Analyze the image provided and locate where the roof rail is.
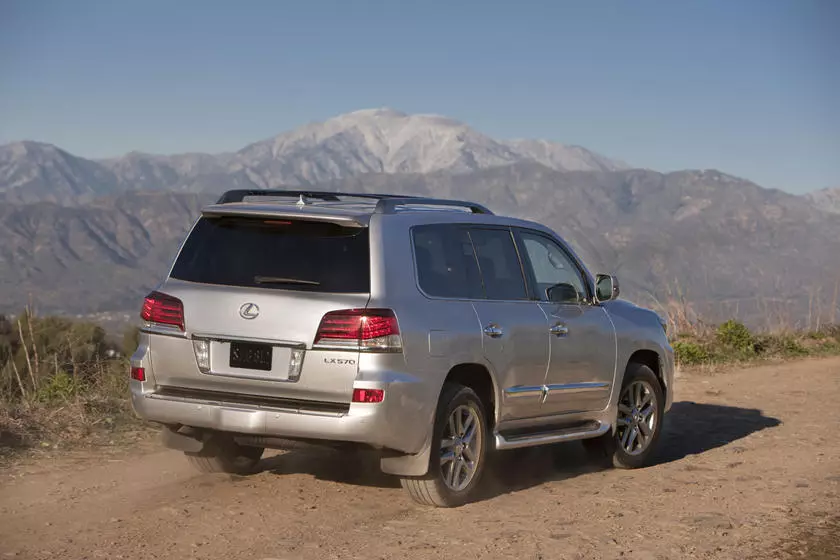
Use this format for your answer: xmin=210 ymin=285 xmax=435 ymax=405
xmin=218 ymin=190 xmax=338 ymax=204
xmin=215 ymin=189 xmax=492 ymax=215
xmin=373 ymin=197 xmax=493 ymax=215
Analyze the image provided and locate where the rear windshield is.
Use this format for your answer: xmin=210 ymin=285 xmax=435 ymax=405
xmin=170 ymin=217 xmax=370 ymax=293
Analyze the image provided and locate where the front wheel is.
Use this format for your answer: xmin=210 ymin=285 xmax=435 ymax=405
xmin=583 ymin=363 xmax=665 ymax=469
xmin=400 ymin=384 xmax=488 ymax=507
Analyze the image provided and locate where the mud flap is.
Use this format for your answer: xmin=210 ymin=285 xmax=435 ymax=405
xmin=161 ymin=426 xmax=206 ymax=453
xmin=380 ymin=438 xmax=432 ymax=476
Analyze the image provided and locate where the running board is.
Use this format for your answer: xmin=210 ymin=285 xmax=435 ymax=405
xmin=494 ymin=421 xmax=610 ymax=450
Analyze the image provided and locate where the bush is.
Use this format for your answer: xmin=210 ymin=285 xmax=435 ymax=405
xmin=716 ymin=320 xmax=756 ymax=354
xmin=673 ymin=340 xmax=709 ymax=365
xmin=755 ymin=334 xmax=808 ymax=358
xmin=36 ymin=372 xmax=82 ymax=404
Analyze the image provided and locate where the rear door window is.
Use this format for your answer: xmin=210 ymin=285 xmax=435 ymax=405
xmin=412 ymin=224 xmax=484 ymax=299
xmin=170 ymin=217 xmax=370 ymax=293
xmin=468 ymin=228 xmax=529 ymax=301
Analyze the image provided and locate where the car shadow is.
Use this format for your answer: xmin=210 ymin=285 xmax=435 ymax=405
xmin=259 ymin=446 xmax=402 ymax=488
xmin=255 ymin=401 xmax=781 ymax=500
xmin=654 ymin=401 xmax=781 ymax=464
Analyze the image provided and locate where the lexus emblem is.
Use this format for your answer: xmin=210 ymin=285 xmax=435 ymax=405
xmin=239 ymin=303 xmax=260 ymax=319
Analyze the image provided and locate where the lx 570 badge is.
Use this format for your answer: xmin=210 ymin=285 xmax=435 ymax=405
xmin=323 ymin=358 xmax=356 ymax=365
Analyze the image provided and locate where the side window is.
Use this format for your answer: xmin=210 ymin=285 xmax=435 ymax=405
xmin=468 ymin=228 xmax=528 ymax=301
xmin=412 ymin=225 xmax=484 ymax=299
xmin=518 ymin=231 xmax=587 ymax=304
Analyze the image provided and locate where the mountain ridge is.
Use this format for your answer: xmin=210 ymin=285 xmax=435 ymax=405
xmin=805 ymin=187 xmax=840 ymax=214
xmin=1 ymin=109 xmax=838 ymax=325
xmin=0 ymin=108 xmax=628 ymax=204
xmin=2 ymin=163 xmax=838 ymax=327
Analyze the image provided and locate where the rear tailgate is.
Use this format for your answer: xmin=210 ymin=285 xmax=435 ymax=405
xmin=146 ymin=215 xmax=370 ymax=405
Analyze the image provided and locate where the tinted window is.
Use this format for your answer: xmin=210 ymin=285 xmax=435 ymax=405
xmin=469 ymin=228 xmax=528 ymax=300
xmin=412 ymin=225 xmax=484 ymax=299
xmin=170 ymin=217 xmax=370 ymax=293
xmin=519 ymin=231 xmax=587 ymax=303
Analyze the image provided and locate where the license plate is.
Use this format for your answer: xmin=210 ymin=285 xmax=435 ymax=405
xmin=229 ymin=341 xmax=273 ymax=371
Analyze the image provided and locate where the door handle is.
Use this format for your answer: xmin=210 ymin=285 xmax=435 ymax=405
xmin=483 ymin=324 xmax=504 ymax=338
xmin=549 ymin=324 xmax=569 ymax=337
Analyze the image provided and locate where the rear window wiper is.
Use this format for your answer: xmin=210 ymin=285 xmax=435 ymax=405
xmin=254 ymin=276 xmax=321 ymax=286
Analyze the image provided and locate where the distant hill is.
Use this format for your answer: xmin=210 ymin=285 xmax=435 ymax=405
xmin=1 ymin=109 xmax=838 ymax=327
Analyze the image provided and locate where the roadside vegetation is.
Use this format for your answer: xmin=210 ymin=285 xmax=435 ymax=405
xmin=655 ymin=292 xmax=840 ymax=368
xmin=0 ymin=308 xmax=146 ymax=462
xmin=671 ymin=320 xmax=840 ymax=368
xmin=1 ymin=304 xmax=839 ymax=460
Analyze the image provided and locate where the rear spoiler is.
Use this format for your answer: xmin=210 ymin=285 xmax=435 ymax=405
xmin=201 ymin=204 xmax=369 ymax=228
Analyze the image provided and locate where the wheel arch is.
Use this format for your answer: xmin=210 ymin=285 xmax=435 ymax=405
xmin=626 ymin=349 xmax=665 ymax=400
xmin=442 ymin=362 xmax=498 ymax=429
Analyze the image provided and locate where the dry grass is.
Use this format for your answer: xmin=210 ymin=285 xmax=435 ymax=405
xmin=0 ymin=363 xmax=153 ymax=465
xmin=3 ymin=297 xmax=839 ymax=461
xmin=0 ymin=308 xmax=151 ymax=462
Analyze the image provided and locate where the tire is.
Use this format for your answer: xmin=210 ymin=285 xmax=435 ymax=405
xmin=583 ymin=362 xmax=665 ymax=469
xmin=185 ymin=437 xmax=264 ymax=475
xmin=400 ymin=383 xmax=488 ymax=507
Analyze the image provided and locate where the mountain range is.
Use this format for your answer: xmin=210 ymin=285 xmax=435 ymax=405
xmin=1 ymin=108 xmax=838 ymax=328
xmin=0 ymin=108 xmax=626 ymax=205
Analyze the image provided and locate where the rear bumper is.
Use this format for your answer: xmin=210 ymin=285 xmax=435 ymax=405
xmin=130 ymin=380 xmax=429 ymax=454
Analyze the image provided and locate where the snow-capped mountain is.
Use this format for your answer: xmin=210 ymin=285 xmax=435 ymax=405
xmin=0 ymin=108 xmax=628 ymax=202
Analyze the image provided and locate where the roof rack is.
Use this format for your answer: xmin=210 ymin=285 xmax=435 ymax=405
xmin=372 ymin=197 xmax=492 ymax=215
xmin=215 ymin=189 xmax=493 ymax=215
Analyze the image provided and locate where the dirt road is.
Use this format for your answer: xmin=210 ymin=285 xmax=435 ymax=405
xmin=2 ymin=358 xmax=839 ymax=560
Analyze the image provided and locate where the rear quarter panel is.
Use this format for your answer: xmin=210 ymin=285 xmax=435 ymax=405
xmin=363 ymin=214 xmax=492 ymax=452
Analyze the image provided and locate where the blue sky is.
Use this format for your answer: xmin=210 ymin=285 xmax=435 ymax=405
xmin=1 ymin=0 xmax=837 ymax=193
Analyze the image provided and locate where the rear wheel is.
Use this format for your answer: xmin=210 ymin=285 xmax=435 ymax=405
xmin=401 ymin=384 xmax=488 ymax=507
xmin=185 ymin=437 xmax=264 ymax=475
xmin=583 ymin=363 xmax=664 ymax=469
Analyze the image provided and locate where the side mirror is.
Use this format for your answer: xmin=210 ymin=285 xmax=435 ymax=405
xmin=546 ymin=282 xmax=579 ymax=303
xmin=595 ymin=274 xmax=619 ymax=302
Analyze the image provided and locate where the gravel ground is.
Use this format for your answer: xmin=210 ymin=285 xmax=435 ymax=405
xmin=1 ymin=357 xmax=838 ymax=560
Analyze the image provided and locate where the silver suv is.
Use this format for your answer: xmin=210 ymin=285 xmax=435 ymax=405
xmin=130 ymin=190 xmax=674 ymax=507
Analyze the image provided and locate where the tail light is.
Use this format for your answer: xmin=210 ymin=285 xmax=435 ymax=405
xmin=314 ymin=309 xmax=402 ymax=352
xmin=141 ymin=291 xmax=185 ymax=331
xmin=130 ymin=366 xmax=146 ymax=381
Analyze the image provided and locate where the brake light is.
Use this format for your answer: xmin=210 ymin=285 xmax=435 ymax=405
xmin=352 ymin=388 xmax=384 ymax=403
xmin=141 ymin=291 xmax=185 ymax=331
xmin=130 ymin=366 xmax=146 ymax=381
xmin=314 ymin=309 xmax=402 ymax=351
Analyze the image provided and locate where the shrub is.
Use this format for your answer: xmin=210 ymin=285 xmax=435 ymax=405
xmin=754 ymin=334 xmax=809 ymax=357
xmin=774 ymin=336 xmax=808 ymax=357
xmin=673 ymin=340 xmax=709 ymax=365
xmin=36 ymin=372 xmax=83 ymax=404
xmin=716 ymin=320 xmax=755 ymax=354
